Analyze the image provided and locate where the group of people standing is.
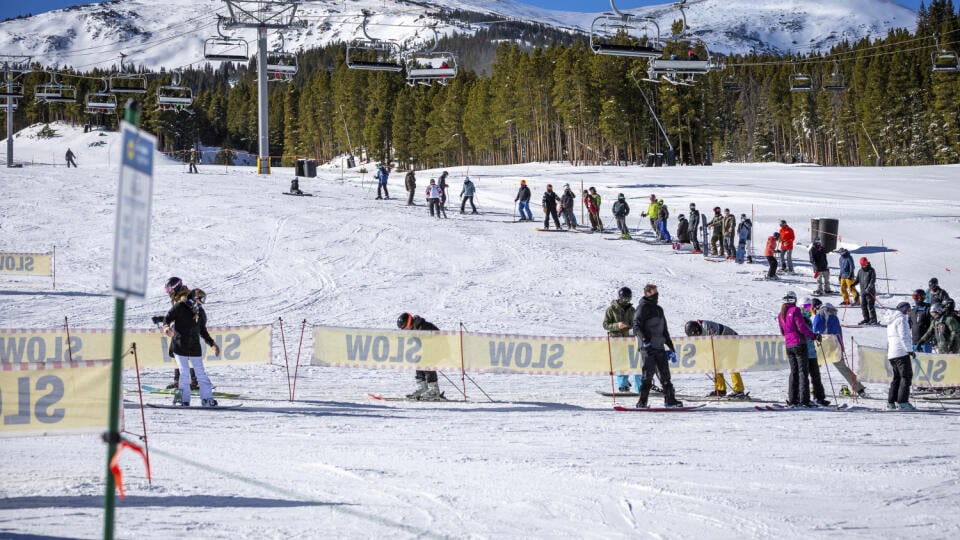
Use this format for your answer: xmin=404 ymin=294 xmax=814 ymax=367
xmin=380 ymin=167 xmax=477 ymax=215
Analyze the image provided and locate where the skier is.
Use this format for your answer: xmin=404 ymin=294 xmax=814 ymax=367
xmin=425 ymin=179 xmax=443 ymax=218
xmin=65 ymin=148 xmax=77 ymax=168
xmin=588 ymin=188 xmax=603 ymax=229
xmin=811 ymin=299 xmax=866 ymax=396
xmin=708 ymin=207 xmax=724 ymax=256
xmin=603 ymin=287 xmax=640 ymax=392
xmin=837 ymin=248 xmax=859 ymax=305
xmin=808 ymin=239 xmax=832 ymax=295
xmin=778 ymin=290 xmax=822 ymax=407
xmin=735 ymin=214 xmax=752 ymax=263
xmin=675 ymin=214 xmax=690 ymax=245
xmin=515 ymin=180 xmax=533 ymax=221
xmin=375 ymin=163 xmax=390 ymax=200
xmin=778 ymin=220 xmax=795 ymax=272
xmin=438 ymin=171 xmax=449 ymax=209
xmin=158 ymin=277 xmax=199 ymax=391
xmin=688 ymin=203 xmax=701 ymax=253
xmin=404 ymin=169 xmax=417 ymax=206
xmin=541 ymin=184 xmax=561 ymax=229
xmin=459 ymin=177 xmax=477 ymax=214
xmin=918 ymin=303 xmax=960 ymax=354
xmin=289 ymin=177 xmax=303 ymax=195
xmin=764 ymin=232 xmax=780 ymax=279
xmin=397 ymin=313 xmax=443 ymax=400
xmin=856 ymin=257 xmax=878 ymax=325
xmin=927 ymin=277 xmax=951 ymax=307
xmin=656 ymin=199 xmax=671 ymax=242
xmin=800 ymin=298 xmax=830 ymax=406
xmin=188 ymin=147 xmax=199 ymax=174
xmin=721 ymin=209 xmax=736 ymax=260
xmin=642 ymin=195 xmax=660 ymax=236
xmin=910 ymin=289 xmax=933 ymax=353
xmin=584 ymin=189 xmax=603 ymax=231
xmin=612 ymin=193 xmax=631 ymax=239
xmin=560 ymin=184 xmax=578 ymax=229
xmin=683 ymin=320 xmax=748 ymax=398
xmin=886 ymin=301 xmax=915 ymax=410
xmin=632 ymin=284 xmax=683 ymax=408
xmin=161 ymin=288 xmax=221 ymax=407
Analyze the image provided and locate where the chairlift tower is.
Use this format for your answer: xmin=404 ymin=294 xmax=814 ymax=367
xmin=1 ymin=56 xmax=31 ymax=168
xmin=218 ymin=0 xmax=301 ymax=174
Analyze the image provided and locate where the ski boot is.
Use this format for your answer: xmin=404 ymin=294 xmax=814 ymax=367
xmin=201 ymin=398 xmax=218 ymax=408
xmin=897 ymin=402 xmax=916 ymax=411
xmin=886 ymin=402 xmax=897 ymax=410
xmin=421 ymin=382 xmax=443 ymax=401
xmin=705 ymin=389 xmax=727 ymax=397
xmin=727 ymin=391 xmax=748 ymax=399
xmin=839 ymin=384 xmax=851 ymax=396
xmin=173 ymin=388 xmax=188 ymax=406
xmin=406 ymin=380 xmax=428 ymax=400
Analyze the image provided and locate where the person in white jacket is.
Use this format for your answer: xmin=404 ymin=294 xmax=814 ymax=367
xmin=886 ymin=302 xmax=915 ymax=410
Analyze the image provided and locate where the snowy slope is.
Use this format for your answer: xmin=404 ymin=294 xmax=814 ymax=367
xmin=0 ymin=0 xmax=917 ymax=70
xmin=1 ymin=122 xmax=959 ymax=539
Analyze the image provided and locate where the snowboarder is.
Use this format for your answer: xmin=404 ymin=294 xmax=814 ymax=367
xmin=632 ymin=284 xmax=683 ymax=408
xmin=289 ymin=177 xmax=303 ymax=195
xmin=65 ymin=148 xmax=77 ymax=168
xmin=460 ymin=177 xmax=477 ymax=214
xmin=584 ymin=189 xmax=602 ymax=231
xmin=778 ymin=220 xmax=795 ymax=272
xmin=404 ymin=169 xmax=417 ymax=206
xmin=688 ymin=203 xmax=701 ymax=253
xmin=683 ymin=320 xmax=748 ymax=398
xmin=603 ymin=287 xmax=640 ymax=392
xmin=515 ymin=180 xmax=533 ymax=221
xmin=918 ymin=303 xmax=960 ymax=354
xmin=721 ymin=209 xmax=736 ymax=260
xmin=675 ymin=214 xmax=690 ymax=245
xmin=808 ymin=239 xmax=832 ymax=295
xmin=837 ymin=248 xmax=858 ymax=305
xmin=438 ymin=171 xmax=449 ymax=209
xmin=801 ymin=298 xmax=830 ymax=406
xmin=642 ymin=195 xmax=660 ymax=236
xmin=811 ymin=299 xmax=866 ymax=396
xmin=541 ymin=184 xmax=561 ymax=229
xmin=910 ymin=289 xmax=933 ymax=353
xmin=777 ymin=290 xmax=822 ymax=407
xmin=735 ymin=214 xmax=752 ymax=263
xmin=656 ymin=199 xmax=671 ymax=242
xmin=158 ymin=277 xmax=199 ymax=391
xmin=375 ymin=163 xmax=390 ymax=200
xmin=188 ymin=147 xmax=199 ymax=174
xmin=161 ymin=288 xmax=221 ymax=407
xmin=560 ymin=184 xmax=578 ymax=229
xmin=926 ymin=277 xmax=951 ymax=307
xmin=764 ymin=232 xmax=780 ymax=279
xmin=708 ymin=207 xmax=724 ymax=256
xmin=856 ymin=257 xmax=878 ymax=325
xmin=886 ymin=302 xmax=915 ymax=410
xmin=612 ymin=193 xmax=630 ymax=238
xmin=425 ymin=179 xmax=444 ymax=218
xmin=397 ymin=313 xmax=443 ymax=400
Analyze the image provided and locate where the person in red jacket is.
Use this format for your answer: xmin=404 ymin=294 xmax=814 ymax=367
xmin=764 ymin=232 xmax=780 ymax=279
xmin=778 ymin=220 xmax=795 ymax=273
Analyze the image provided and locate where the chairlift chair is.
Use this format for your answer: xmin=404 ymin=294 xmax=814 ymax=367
xmin=85 ymin=80 xmax=117 ymax=114
xmin=109 ymin=74 xmax=147 ymax=94
xmin=822 ymin=71 xmax=845 ymax=91
xmin=266 ymin=51 xmax=298 ymax=81
xmin=0 ymin=95 xmax=17 ymax=111
xmin=405 ymin=53 xmax=458 ymax=86
xmin=35 ymin=72 xmax=77 ymax=102
xmin=204 ymin=18 xmax=250 ymax=63
xmin=589 ymin=2 xmax=663 ymax=59
xmin=789 ymin=72 xmax=814 ymax=92
xmin=721 ymin=74 xmax=741 ymax=93
xmin=345 ymin=9 xmax=404 ymax=72
xmin=0 ymin=81 xmax=24 ymax=98
xmin=157 ymin=82 xmax=193 ymax=111
xmin=932 ymin=49 xmax=959 ymax=73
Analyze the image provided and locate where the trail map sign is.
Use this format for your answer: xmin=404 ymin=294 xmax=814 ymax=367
xmin=112 ymin=121 xmax=156 ymax=298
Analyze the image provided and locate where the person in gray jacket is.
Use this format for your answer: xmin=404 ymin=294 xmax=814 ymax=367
xmin=632 ymin=284 xmax=683 ymax=408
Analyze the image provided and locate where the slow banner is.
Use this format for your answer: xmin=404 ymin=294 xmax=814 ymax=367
xmin=0 ymin=252 xmax=52 ymax=277
xmin=0 ymin=325 xmax=273 ymax=369
xmin=313 ymin=327 xmax=461 ymax=370
xmin=464 ymin=332 xmax=609 ymax=375
xmin=857 ymin=345 xmax=960 ymax=386
xmin=0 ymin=363 xmax=112 ymax=437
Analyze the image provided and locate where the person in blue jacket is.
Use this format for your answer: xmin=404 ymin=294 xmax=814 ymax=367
xmin=801 ymin=298 xmax=830 ymax=406
xmin=460 ymin=177 xmax=477 ymax=214
xmin=837 ymin=248 xmax=858 ymax=306
xmin=375 ymin=163 xmax=390 ymax=200
xmin=811 ymin=298 xmax=866 ymax=396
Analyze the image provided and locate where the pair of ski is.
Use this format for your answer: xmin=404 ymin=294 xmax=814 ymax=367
xmin=754 ymin=403 xmax=850 ymax=411
xmin=367 ymin=392 xmax=452 ymax=402
xmin=146 ymin=402 xmax=243 ymax=410
xmin=141 ymin=385 xmax=244 ymax=410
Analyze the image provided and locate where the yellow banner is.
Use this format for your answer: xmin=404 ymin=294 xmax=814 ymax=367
xmin=313 ymin=327 xmax=462 ymax=370
xmin=857 ymin=345 xmax=960 ymax=386
xmin=464 ymin=332 xmax=609 ymax=374
xmin=0 ymin=325 xmax=273 ymax=368
xmin=0 ymin=363 xmax=111 ymax=436
xmin=0 ymin=252 xmax=52 ymax=276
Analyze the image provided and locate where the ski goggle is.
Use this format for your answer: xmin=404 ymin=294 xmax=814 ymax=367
xmin=164 ymin=279 xmax=182 ymax=296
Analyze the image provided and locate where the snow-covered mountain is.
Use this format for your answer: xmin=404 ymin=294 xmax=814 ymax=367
xmin=0 ymin=0 xmax=917 ymax=71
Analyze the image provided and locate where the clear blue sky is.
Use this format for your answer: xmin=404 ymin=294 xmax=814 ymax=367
xmin=0 ymin=0 xmax=926 ymax=21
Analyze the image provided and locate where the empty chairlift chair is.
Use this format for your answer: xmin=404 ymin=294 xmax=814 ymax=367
xmin=204 ymin=18 xmax=250 ymax=63
xmin=345 ymin=10 xmax=404 ymax=72
xmin=590 ymin=1 xmax=663 ymax=58
xmin=789 ymin=71 xmax=815 ymax=92
xmin=157 ymin=73 xmax=193 ymax=111
xmin=85 ymin=79 xmax=117 ymax=114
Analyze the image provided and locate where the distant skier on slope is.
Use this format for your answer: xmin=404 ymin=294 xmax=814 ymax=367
xmin=541 ymin=184 xmax=561 ymax=229
xmin=375 ymin=163 xmax=390 ymax=200
xmin=612 ymin=193 xmax=631 ymax=239
xmin=856 ymin=257 xmax=878 ymax=325
xmin=515 ymin=180 xmax=533 ymax=221
xmin=688 ymin=203 xmax=701 ymax=253
xmin=560 ymin=184 xmax=578 ymax=229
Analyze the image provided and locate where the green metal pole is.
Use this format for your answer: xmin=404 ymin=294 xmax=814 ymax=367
xmin=104 ymin=99 xmax=140 ymax=540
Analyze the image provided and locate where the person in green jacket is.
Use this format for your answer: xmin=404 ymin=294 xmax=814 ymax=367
xmin=642 ymin=194 xmax=661 ymax=235
xmin=918 ymin=303 xmax=960 ymax=354
xmin=604 ymin=287 xmax=642 ymax=392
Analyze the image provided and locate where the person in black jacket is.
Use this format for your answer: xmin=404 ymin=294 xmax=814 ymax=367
xmin=675 ymin=214 xmax=690 ymax=244
xmin=515 ymin=180 xmax=533 ymax=221
xmin=688 ymin=203 xmax=701 ymax=253
xmin=397 ymin=313 xmax=443 ymax=400
xmin=612 ymin=193 xmax=631 ymax=239
xmin=911 ymin=288 xmax=933 ymax=353
xmin=856 ymin=257 xmax=878 ymax=325
xmin=808 ymin=239 xmax=832 ymax=295
xmin=162 ymin=288 xmax=221 ymax=407
xmin=632 ymin=284 xmax=683 ymax=408
xmin=927 ymin=277 xmax=951 ymax=307
xmin=541 ymin=184 xmax=561 ymax=229
xmin=158 ymin=276 xmax=199 ymax=391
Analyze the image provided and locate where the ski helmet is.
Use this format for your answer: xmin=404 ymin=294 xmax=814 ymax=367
xmin=929 ymin=277 xmax=940 ymax=288
xmin=913 ymin=288 xmax=926 ymax=300
xmin=930 ymin=303 xmax=944 ymax=315
xmin=397 ymin=312 xmax=413 ymax=329
xmin=657 ymin=199 xmax=664 ymax=205
xmin=823 ymin=302 xmax=837 ymax=313
xmin=783 ymin=291 xmax=798 ymax=303
xmin=164 ymin=277 xmax=182 ymax=296
xmin=773 ymin=232 xmax=780 ymax=239
xmin=618 ymin=193 xmax=625 ymax=200
xmin=618 ymin=286 xmax=632 ymax=301
xmin=190 ymin=288 xmax=207 ymax=304
xmin=810 ymin=298 xmax=823 ymax=310
xmin=520 ymin=179 xmax=526 ymax=185
xmin=896 ymin=301 xmax=912 ymax=314
xmin=714 ymin=206 xmax=721 ymax=213
xmin=684 ymin=320 xmax=703 ymax=336
xmin=689 ymin=202 xmax=696 ymax=209
xmin=801 ymin=297 xmax=813 ymax=309
xmin=859 ymin=257 xmax=869 ymax=267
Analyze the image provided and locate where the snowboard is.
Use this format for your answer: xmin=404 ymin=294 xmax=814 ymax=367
xmin=840 ymin=323 xmax=886 ymax=329
xmin=147 ymin=403 xmax=243 ymax=410
xmin=700 ymin=212 xmax=709 ymax=258
xmin=141 ymin=385 xmax=240 ymax=399
xmin=367 ymin=392 xmax=450 ymax=402
xmin=614 ymin=404 xmax=706 ymax=412
xmin=282 ymin=192 xmax=314 ymax=197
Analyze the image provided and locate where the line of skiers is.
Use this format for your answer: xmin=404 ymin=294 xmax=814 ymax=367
xmin=376 ymin=166 xmax=477 ymax=215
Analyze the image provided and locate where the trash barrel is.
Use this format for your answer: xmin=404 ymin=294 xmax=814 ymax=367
xmin=646 ymin=153 xmax=656 ymax=167
xmin=295 ymin=159 xmax=306 ymax=177
xmin=665 ymin=148 xmax=676 ymax=167
xmin=811 ymin=218 xmax=839 ymax=252
xmin=305 ymin=159 xmax=317 ymax=178
xmin=346 ymin=156 xmax=356 ymax=169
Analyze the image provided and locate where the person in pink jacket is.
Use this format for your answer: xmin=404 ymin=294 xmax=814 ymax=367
xmin=778 ymin=290 xmax=822 ymax=407
xmin=764 ymin=232 xmax=780 ymax=279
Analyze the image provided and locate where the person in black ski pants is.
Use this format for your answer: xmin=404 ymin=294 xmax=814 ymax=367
xmin=397 ymin=313 xmax=443 ymax=400
xmin=632 ymin=284 xmax=682 ymax=408
xmin=541 ymin=184 xmax=561 ymax=229
xmin=856 ymin=257 xmax=878 ymax=324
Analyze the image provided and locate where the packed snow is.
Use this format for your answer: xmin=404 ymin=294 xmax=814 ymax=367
xmin=1 ymin=122 xmax=959 ymax=539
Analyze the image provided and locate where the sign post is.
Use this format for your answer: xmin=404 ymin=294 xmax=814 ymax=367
xmin=104 ymin=100 xmax=155 ymax=540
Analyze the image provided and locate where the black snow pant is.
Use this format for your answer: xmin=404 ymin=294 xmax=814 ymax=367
xmin=767 ymin=256 xmax=778 ymax=278
xmin=887 ymin=355 xmax=913 ymax=404
xmin=638 ymin=348 xmax=680 ymax=407
xmin=377 ymin=184 xmax=389 ymax=199
xmin=461 ymin=196 xmax=476 ymax=213
xmin=616 ymin=215 xmax=629 ymax=236
xmin=786 ymin=343 xmax=810 ymax=405
xmin=407 ymin=189 xmax=415 ymax=206
xmin=544 ymin=207 xmax=561 ymax=229
xmin=415 ymin=370 xmax=438 ymax=383
xmin=807 ymin=356 xmax=826 ymax=402
xmin=861 ymin=294 xmax=877 ymax=323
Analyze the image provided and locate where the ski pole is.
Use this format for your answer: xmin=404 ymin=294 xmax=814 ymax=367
xmin=437 ymin=370 xmax=467 ymax=400
xmin=912 ymin=354 xmax=947 ymax=411
xmin=815 ymin=340 xmax=840 ymax=409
